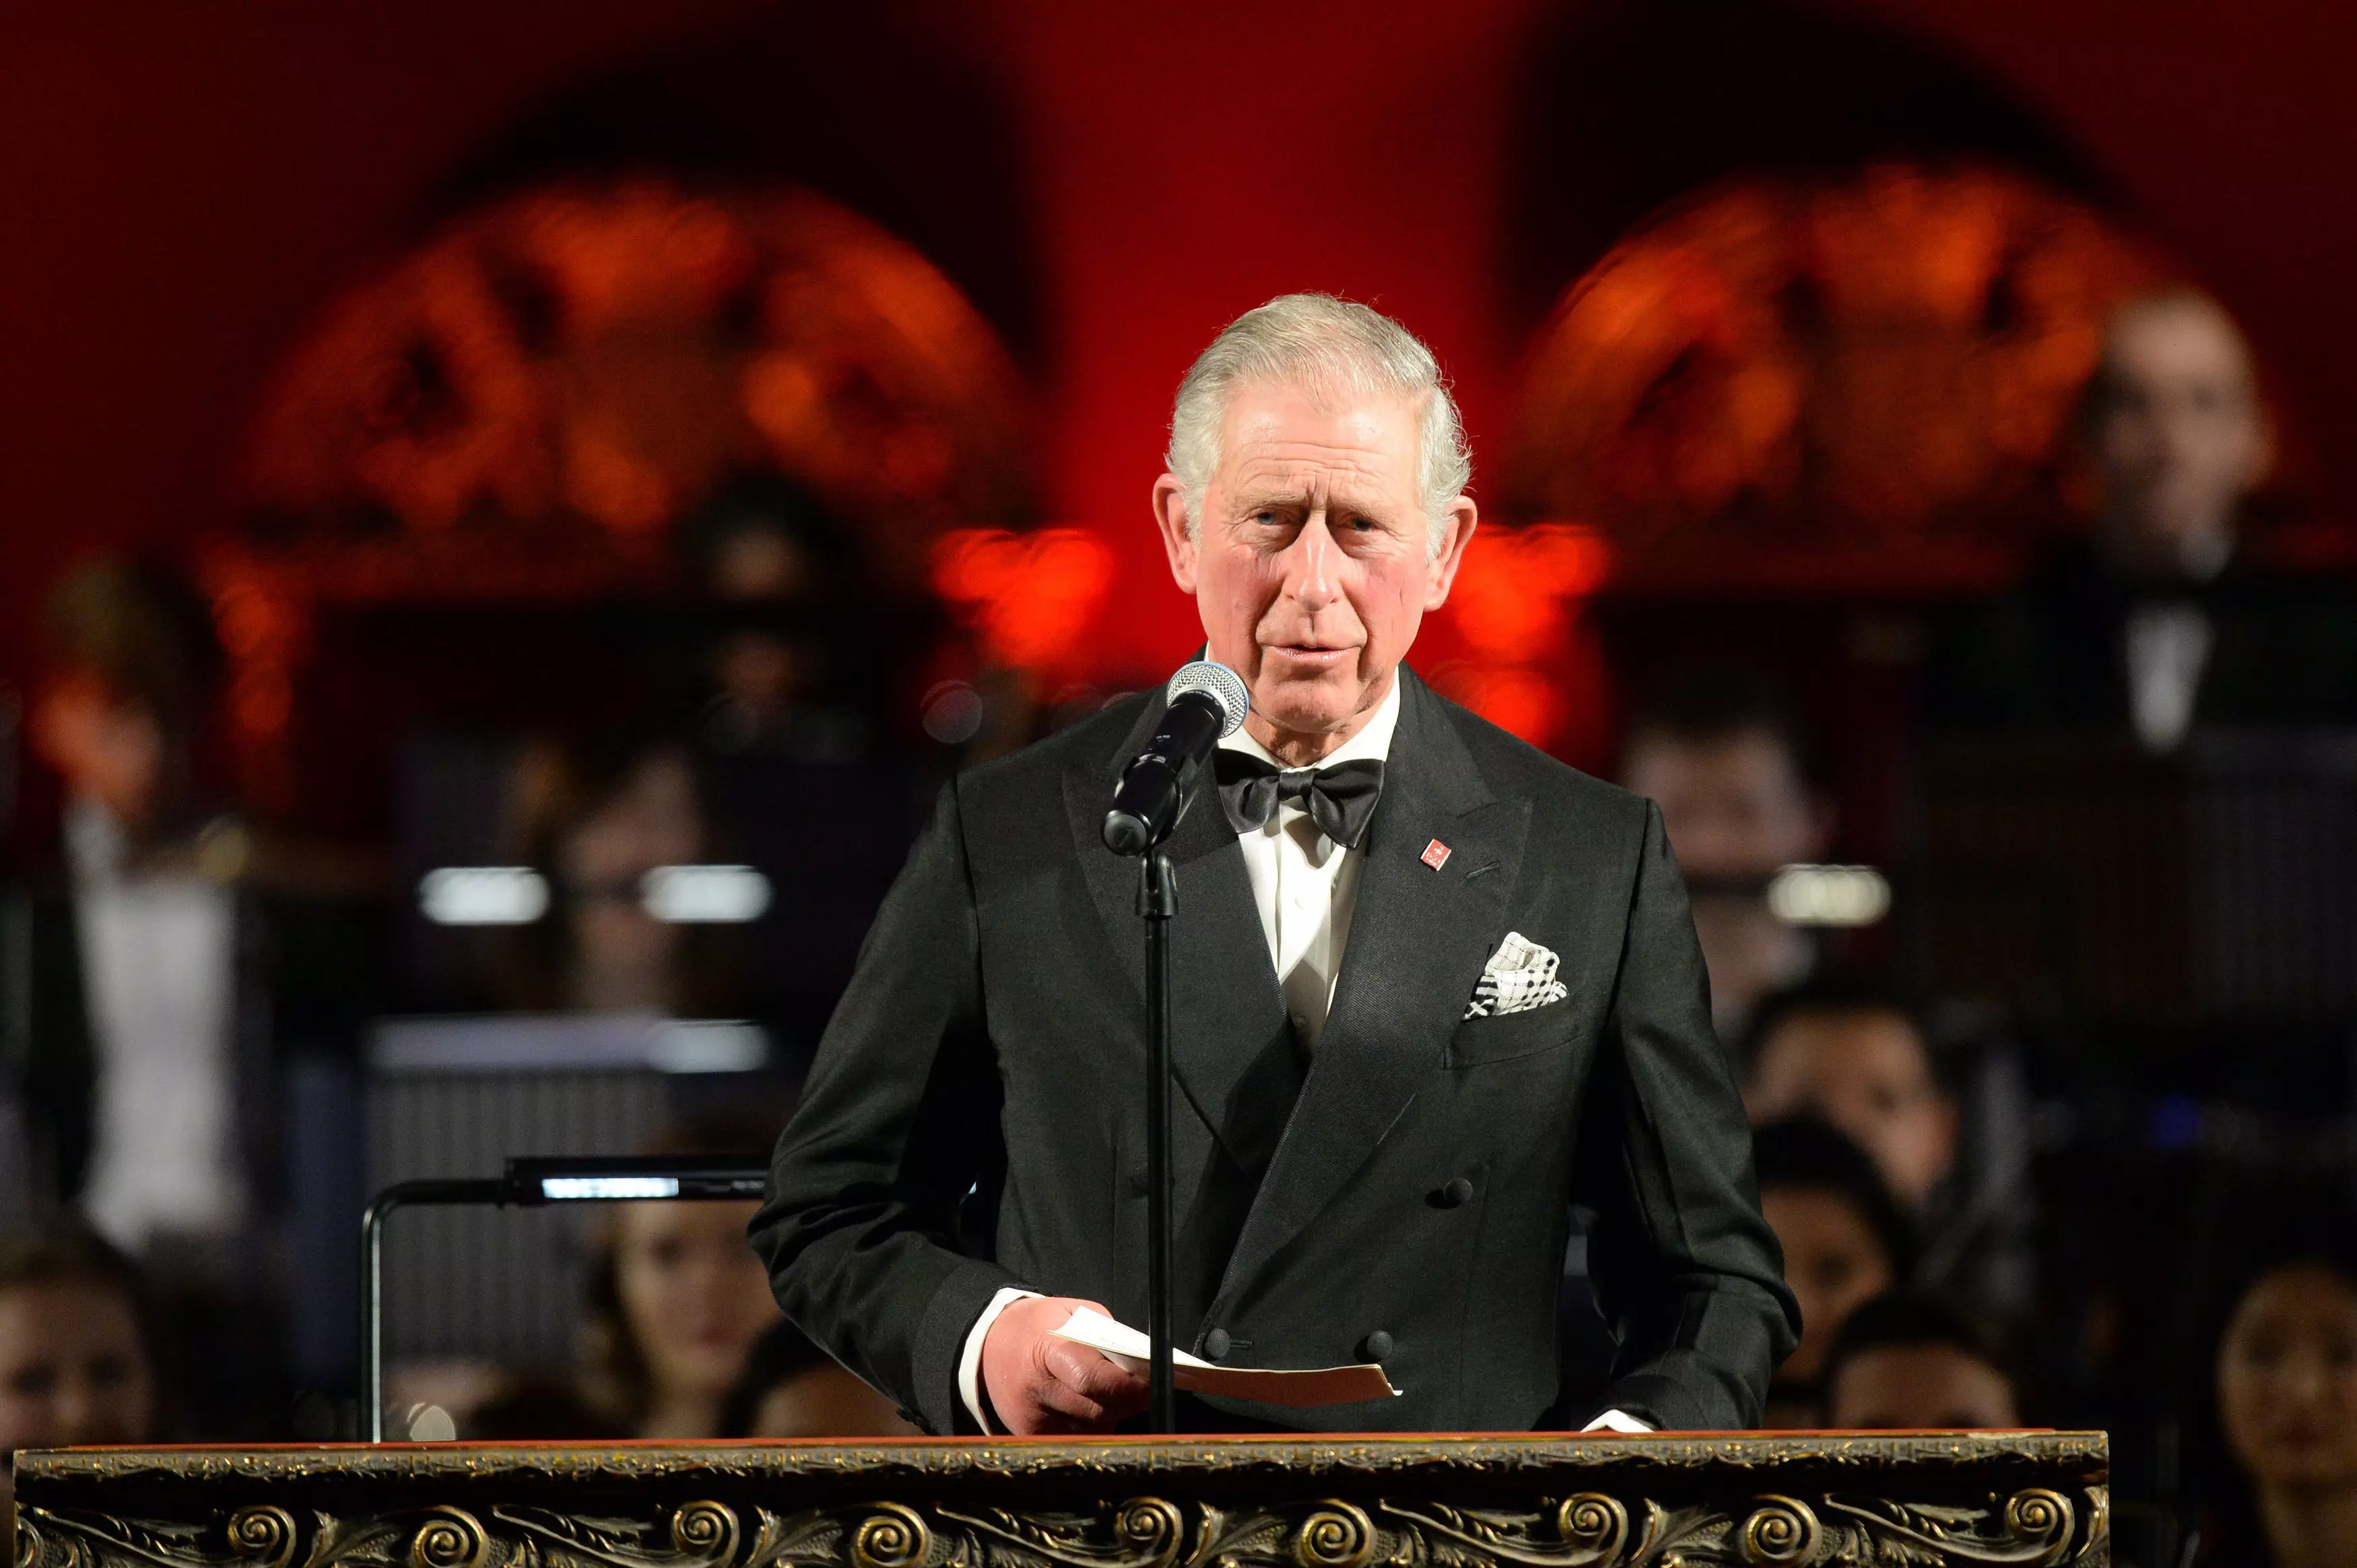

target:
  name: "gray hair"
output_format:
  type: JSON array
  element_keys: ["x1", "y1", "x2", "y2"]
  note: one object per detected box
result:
[{"x1": 1165, "y1": 293, "x2": 1471, "y2": 553}]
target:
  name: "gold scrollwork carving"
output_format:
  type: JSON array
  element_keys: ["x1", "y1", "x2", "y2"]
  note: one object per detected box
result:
[
  {"x1": 1553, "y1": 1495, "x2": 1627, "y2": 1565},
  {"x1": 1111, "y1": 1499, "x2": 1185, "y2": 1568},
  {"x1": 1290, "y1": 1503, "x2": 1374, "y2": 1568},
  {"x1": 224, "y1": 1509, "x2": 297, "y2": 1568},
  {"x1": 670, "y1": 1503, "x2": 740, "y2": 1567},
  {"x1": 2001, "y1": 1490, "x2": 2072, "y2": 1567},
  {"x1": 1737, "y1": 1495, "x2": 1820, "y2": 1566},
  {"x1": 849, "y1": 1505, "x2": 930, "y2": 1568},
  {"x1": 408, "y1": 1508, "x2": 489, "y2": 1568}
]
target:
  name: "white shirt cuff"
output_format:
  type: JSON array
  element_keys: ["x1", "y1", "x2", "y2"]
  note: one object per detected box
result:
[
  {"x1": 958, "y1": 1286, "x2": 1043, "y2": 1433},
  {"x1": 1582, "y1": 1408, "x2": 1654, "y2": 1433}
]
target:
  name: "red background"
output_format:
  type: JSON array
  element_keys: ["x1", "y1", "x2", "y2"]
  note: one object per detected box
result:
[{"x1": 4, "y1": 0, "x2": 2352, "y2": 691}]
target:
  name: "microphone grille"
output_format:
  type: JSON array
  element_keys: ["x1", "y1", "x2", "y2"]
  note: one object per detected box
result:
[{"x1": 1166, "y1": 660, "x2": 1249, "y2": 737}]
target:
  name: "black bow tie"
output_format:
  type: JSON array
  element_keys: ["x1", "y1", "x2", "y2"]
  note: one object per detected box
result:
[{"x1": 1214, "y1": 751, "x2": 1387, "y2": 850}]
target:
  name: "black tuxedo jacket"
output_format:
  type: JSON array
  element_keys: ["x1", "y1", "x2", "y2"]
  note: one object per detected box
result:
[{"x1": 751, "y1": 668, "x2": 1796, "y2": 1433}]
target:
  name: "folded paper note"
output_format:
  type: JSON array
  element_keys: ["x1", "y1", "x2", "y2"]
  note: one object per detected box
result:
[{"x1": 1050, "y1": 1306, "x2": 1399, "y2": 1408}]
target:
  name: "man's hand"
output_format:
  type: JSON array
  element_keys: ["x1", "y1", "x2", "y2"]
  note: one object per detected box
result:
[{"x1": 980, "y1": 1295, "x2": 1150, "y2": 1434}]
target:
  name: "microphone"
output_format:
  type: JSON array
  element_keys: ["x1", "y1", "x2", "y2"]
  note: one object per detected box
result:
[{"x1": 1103, "y1": 660, "x2": 1250, "y2": 855}]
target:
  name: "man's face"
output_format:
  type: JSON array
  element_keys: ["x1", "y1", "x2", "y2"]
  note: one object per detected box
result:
[
  {"x1": 1761, "y1": 1186, "x2": 1895, "y2": 1386},
  {"x1": 1622, "y1": 729, "x2": 1827, "y2": 877},
  {"x1": 2090, "y1": 298, "x2": 2269, "y2": 551},
  {"x1": 1155, "y1": 380, "x2": 1473, "y2": 757},
  {"x1": 1746, "y1": 1009, "x2": 1958, "y2": 1209},
  {"x1": 1826, "y1": 1344, "x2": 2019, "y2": 1429}
]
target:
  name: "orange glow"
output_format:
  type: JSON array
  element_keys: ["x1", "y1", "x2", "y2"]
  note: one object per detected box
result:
[
  {"x1": 1510, "y1": 162, "x2": 2175, "y2": 557},
  {"x1": 242, "y1": 178, "x2": 1036, "y2": 589},
  {"x1": 1448, "y1": 524, "x2": 1612, "y2": 657},
  {"x1": 1434, "y1": 524, "x2": 1613, "y2": 747},
  {"x1": 931, "y1": 528, "x2": 1117, "y2": 676}
]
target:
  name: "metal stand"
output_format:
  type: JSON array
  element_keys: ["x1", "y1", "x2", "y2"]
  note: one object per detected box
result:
[
  {"x1": 359, "y1": 1154, "x2": 768, "y2": 1442},
  {"x1": 1138, "y1": 849, "x2": 1178, "y2": 1434},
  {"x1": 360, "y1": 1178, "x2": 504, "y2": 1442}
]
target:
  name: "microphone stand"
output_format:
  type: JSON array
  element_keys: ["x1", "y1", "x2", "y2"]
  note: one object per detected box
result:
[
  {"x1": 1104, "y1": 664, "x2": 1244, "y2": 1435},
  {"x1": 1135, "y1": 847, "x2": 1178, "y2": 1434}
]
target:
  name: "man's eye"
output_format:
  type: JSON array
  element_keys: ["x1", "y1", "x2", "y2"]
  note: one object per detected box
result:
[{"x1": 1253, "y1": 510, "x2": 1281, "y2": 525}]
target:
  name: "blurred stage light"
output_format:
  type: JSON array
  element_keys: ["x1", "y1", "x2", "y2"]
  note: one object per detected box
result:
[
  {"x1": 537, "y1": 1175, "x2": 681, "y2": 1200},
  {"x1": 1766, "y1": 863, "x2": 1891, "y2": 928},
  {"x1": 418, "y1": 866, "x2": 550, "y2": 925},
  {"x1": 640, "y1": 864, "x2": 772, "y2": 923},
  {"x1": 648, "y1": 1019, "x2": 768, "y2": 1072}
]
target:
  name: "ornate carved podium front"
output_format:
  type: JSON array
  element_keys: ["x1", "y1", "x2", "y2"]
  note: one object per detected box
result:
[{"x1": 14, "y1": 1434, "x2": 2105, "y2": 1568}]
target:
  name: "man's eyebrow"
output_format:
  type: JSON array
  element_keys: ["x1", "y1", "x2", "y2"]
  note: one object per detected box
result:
[{"x1": 1231, "y1": 486, "x2": 1306, "y2": 512}]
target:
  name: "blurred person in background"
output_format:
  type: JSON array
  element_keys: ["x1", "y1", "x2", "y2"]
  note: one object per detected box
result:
[
  {"x1": 21, "y1": 561, "x2": 246, "y2": 1243},
  {"x1": 2186, "y1": 1210, "x2": 2357, "y2": 1568},
  {"x1": 1619, "y1": 669, "x2": 1833, "y2": 1046},
  {"x1": 719, "y1": 1320, "x2": 917, "y2": 1439},
  {"x1": 0, "y1": 1227, "x2": 161, "y2": 1507},
  {"x1": 1744, "y1": 986, "x2": 2036, "y2": 1323},
  {"x1": 1819, "y1": 1289, "x2": 2022, "y2": 1429},
  {"x1": 11, "y1": 559, "x2": 382, "y2": 1436},
  {"x1": 669, "y1": 474, "x2": 935, "y2": 1062},
  {"x1": 577, "y1": 1122, "x2": 783, "y2": 1439},
  {"x1": 1746, "y1": 988, "x2": 1956, "y2": 1211},
  {"x1": 496, "y1": 730, "x2": 743, "y2": 1019},
  {"x1": 445, "y1": 1120, "x2": 786, "y2": 1441},
  {"x1": 1935, "y1": 289, "x2": 2357, "y2": 748},
  {"x1": 1752, "y1": 1117, "x2": 1914, "y2": 1427},
  {"x1": 677, "y1": 473, "x2": 875, "y2": 767}
]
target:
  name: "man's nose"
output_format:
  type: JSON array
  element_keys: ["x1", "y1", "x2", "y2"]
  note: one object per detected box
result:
[{"x1": 1279, "y1": 515, "x2": 1341, "y2": 612}]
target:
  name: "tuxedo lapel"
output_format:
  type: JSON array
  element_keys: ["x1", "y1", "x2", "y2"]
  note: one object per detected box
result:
[
  {"x1": 1210, "y1": 670, "x2": 1531, "y2": 1309},
  {"x1": 1065, "y1": 695, "x2": 1294, "y2": 1174}
]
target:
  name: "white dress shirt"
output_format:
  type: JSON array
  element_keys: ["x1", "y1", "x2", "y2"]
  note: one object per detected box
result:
[
  {"x1": 65, "y1": 799, "x2": 248, "y2": 1250},
  {"x1": 1220, "y1": 679, "x2": 1399, "y2": 1048},
  {"x1": 956, "y1": 681, "x2": 1646, "y2": 1433}
]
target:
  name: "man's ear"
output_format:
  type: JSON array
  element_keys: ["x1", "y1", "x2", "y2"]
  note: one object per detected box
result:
[
  {"x1": 1152, "y1": 473, "x2": 1199, "y2": 594},
  {"x1": 1422, "y1": 496, "x2": 1479, "y2": 610}
]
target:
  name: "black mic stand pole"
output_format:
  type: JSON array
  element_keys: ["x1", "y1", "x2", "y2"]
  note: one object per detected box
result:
[{"x1": 1137, "y1": 847, "x2": 1178, "y2": 1434}]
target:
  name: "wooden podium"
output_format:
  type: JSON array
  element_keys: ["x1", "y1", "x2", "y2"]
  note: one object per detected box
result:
[{"x1": 15, "y1": 1433, "x2": 2106, "y2": 1568}]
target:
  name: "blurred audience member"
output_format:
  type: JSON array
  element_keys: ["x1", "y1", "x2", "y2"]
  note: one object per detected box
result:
[
  {"x1": 1746, "y1": 987, "x2": 1956, "y2": 1210},
  {"x1": 576, "y1": 1123, "x2": 783, "y2": 1439},
  {"x1": 677, "y1": 474, "x2": 873, "y2": 765},
  {"x1": 1935, "y1": 289, "x2": 2357, "y2": 748},
  {"x1": 1820, "y1": 1290, "x2": 2022, "y2": 1429},
  {"x1": 1745, "y1": 985, "x2": 2036, "y2": 1322},
  {"x1": 1620, "y1": 669, "x2": 1832, "y2": 1044},
  {"x1": 2191, "y1": 1215, "x2": 2357, "y2": 1568},
  {"x1": 17, "y1": 559, "x2": 379, "y2": 1436},
  {"x1": 1752, "y1": 1117, "x2": 1913, "y2": 1427},
  {"x1": 668, "y1": 475, "x2": 932, "y2": 1060},
  {"x1": 0, "y1": 1227, "x2": 160, "y2": 1505},
  {"x1": 718, "y1": 1320, "x2": 917, "y2": 1439},
  {"x1": 500, "y1": 731, "x2": 739, "y2": 1018},
  {"x1": 22, "y1": 561, "x2": 247, "y2": 1246}
]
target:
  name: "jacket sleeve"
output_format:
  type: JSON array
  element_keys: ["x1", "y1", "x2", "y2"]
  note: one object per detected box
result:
[
  {"x1": 1572, "y1": 800, "x2": 1800, "y2": 1430},
  {"x1": 746, "y1": 781, "x2": 1022, "y2": 1435}
]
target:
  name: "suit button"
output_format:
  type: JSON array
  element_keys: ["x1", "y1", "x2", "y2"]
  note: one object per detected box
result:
[
  {"x1": 1202, "y1": 1328, "x2": 1232, "y2": 1361},
  {"x1": 1129, "y1": 1168, "x2": 1150, "y2": 1196},
  {"x1": 1434, "y1": 1177, "x2": 1475, "y2": 1208},
  {"x1": 1358, "y1": 1330, "x2": 1394, "y2": 1363}
]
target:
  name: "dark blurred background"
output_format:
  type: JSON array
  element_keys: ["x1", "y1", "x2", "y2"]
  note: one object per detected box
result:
[{"x1": 3, "y1": 2, "x2": 2356, "y2": 1563}]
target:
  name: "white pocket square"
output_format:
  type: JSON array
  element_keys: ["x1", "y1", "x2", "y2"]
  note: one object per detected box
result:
[{"x1": 1463, "y1": 931, "x2": 1568, "y2": 1019}]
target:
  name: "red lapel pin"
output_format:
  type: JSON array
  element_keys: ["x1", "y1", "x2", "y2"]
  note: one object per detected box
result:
[{"x1": 1421, "y1": 839, "x2": 1452, "y2": 871}]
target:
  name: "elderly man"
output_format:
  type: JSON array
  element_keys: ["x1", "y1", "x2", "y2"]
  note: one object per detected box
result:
[{"x1": 752, "y1": 294, "x2": 1795, "y2": 1435}]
